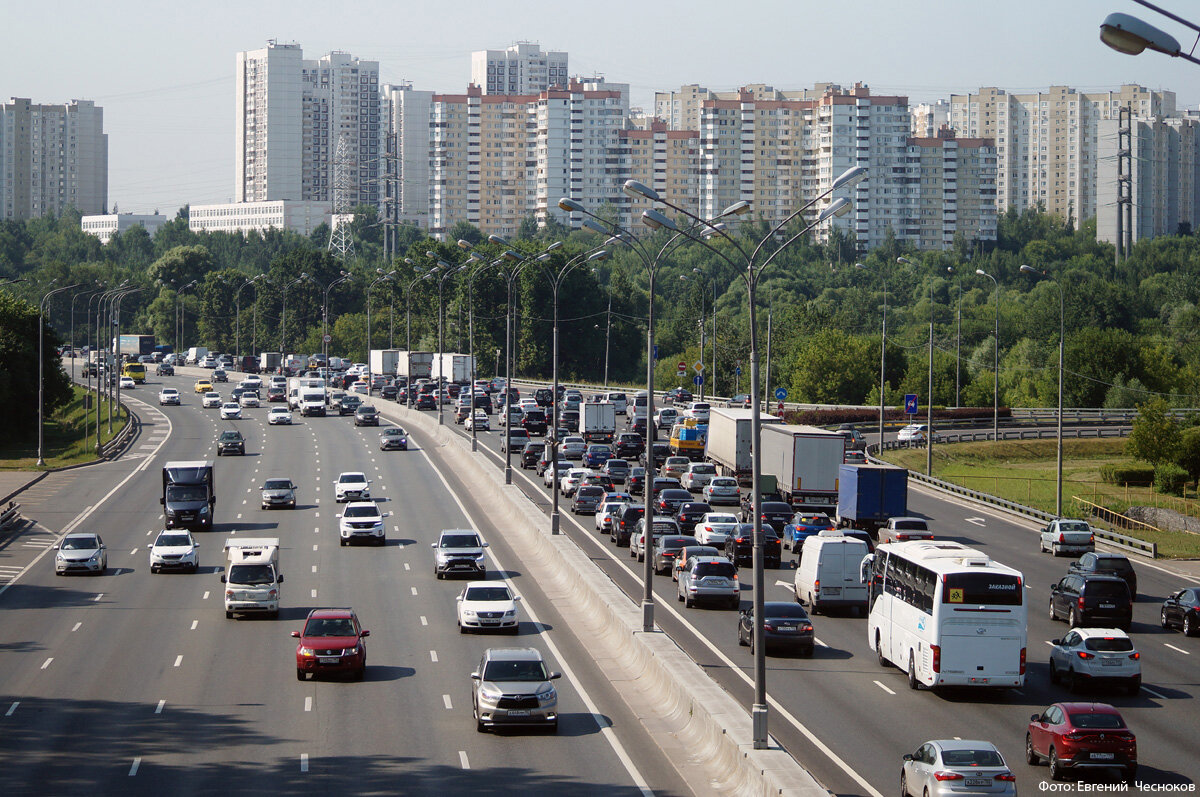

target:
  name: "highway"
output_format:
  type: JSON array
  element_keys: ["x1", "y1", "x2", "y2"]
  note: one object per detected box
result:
[
  {"x1": 434, "y1": 381, "x2": 1200, "y2": 795},
  {"x1": 0, "y1": 371, "x2": 690, "y2": 796}
]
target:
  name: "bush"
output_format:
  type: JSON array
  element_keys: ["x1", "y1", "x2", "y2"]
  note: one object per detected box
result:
[
  {"x1": 1099, "y1": 463, "x2": 1155, "y2": 486},
  {"x1": 1155, "y1": 463, "x2": 1189, "y2": 496}
]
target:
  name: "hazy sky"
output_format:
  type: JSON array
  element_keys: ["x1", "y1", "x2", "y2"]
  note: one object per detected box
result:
[{"x1": 4, "y1": 0, "x2": 1197, "y2": 215}]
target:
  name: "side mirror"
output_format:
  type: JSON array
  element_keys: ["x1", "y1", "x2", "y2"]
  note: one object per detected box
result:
[
  {"x1": 336, "y1": 514, "x2": 343, "y2": 519},
  {"x1": 482, "y1": 542, "x2": 489, "y2": 548},
  {"x1": 455, "y1": 595, "x2": 463, "y2": 601},
  {"x1": 277, "y1": 574, "x2": 284, "y2": 583},
  {"x1": 159, "y1": 497, "x2": 165, "y2": 505},
  {"x1": 1050, "y1": 639, "x2": 1060, "y2": 646},
  {"x1": 290, "y1": 631, "x2": 300, "y2": 638},
  {"x1": 470, "y1": 672, "x2": 481, "y2": 680},
  {"x1": 513, "y1": 596, "x2": 522, "y2": 602},
  {"x1": 430, "y1": 542, "x2": 437, "y2": 548},
  {"x1": 902, "y1": 754, "x2": 913, "y2": 762},
  {"x1": 360, "y1": 630, "x2": 370, "y2": 638},
  {"x1": 1031, "y1": 714, "x2": 1041, "y2": 722},
  {"x1": 220, "y1": 575, "x2": 226, "y2": 583},
  {"x1": 146, "y1": 544, "x2": 153, "y2": 548},
  {"x1": 549, "y1": 672, "x2": 562, "y2": 680}
]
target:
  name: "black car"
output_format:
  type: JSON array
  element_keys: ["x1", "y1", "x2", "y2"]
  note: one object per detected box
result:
[
  {"x1": 740, "y1": 490, "x2": 786, "y2": 521},
  {"x1": 664, "y1": 387, "x2": 693, "y2": 405},
  {"x1": 675, "y1": 501, "x2": 712, "y2": 532},
  {"x1": 738, "y1": 602, "x2": 814, "y2": 656},
  {"x1": 612, "y1": 505, "x2": 645, "y2": 547},
  {"x1": 156, "y1": 363, "x2": 175, "y2": 376},
  {"x1": 534, "y1": 388, "x2": 554, "y2": 407},
  {"x1": 561, "y1": 409, "x2": 580, "y2": 433},
  {"x1": 656, "y1": 488, "x2": 693, "y2": 515},
  {"x1": 653, "y1": 535, "x2": 701, "y2": 576},
  {"x1": 217, "y1": 429, "x2": 245, "y2": 456},
  {"x1": 630, "y1": 416, "x2": 650, "y2": 438},
  {"x1": 339, "y1": 395, "x2": 362, "y2": 416},
  {"x1": 380, "y1": 382, "x2": 399, "y2": 400},
  {"x1": 572, "y1": 485, "x2": 606, "y2": 515},
  {"x1": 1050, "y1": 574, "x2": 1133, "y2": 630},
  {"x1": 522, "y1": 409, "x2": 547, "y2": 436},
  {"x1": 628, "y1": 467, "x2": 647, "y2": 496},
  {"x1": 614, "y1": 432, "x2": 644, "y2": 460},
  {"x1": 1161, "y1": 587, "x2": 1200, "y2": 636},
  {"x1": 354, "y1": 405, "x2": 380, "y2": 426},
  {"x1": 755, "y1": 501, "x2": 796, "y2": 534},
  {"x1": 650, "y1": 478, "x2": 684, "y2": 498},
  {"x1": 1068, "y1": 551, "x2": 1138, "y2": 596},
  {"x1": 639, "y1": 442, "x2": 671, "y2": 468},
  {"x1": 416, "y1": 393, "x2": 437, "y2": 410},
  {"x1": 520, "y1": 441, "x2": 546, "y2": 469},
  {"x1": 725, "y1": 524, "x2": 783, "y2": 568}
]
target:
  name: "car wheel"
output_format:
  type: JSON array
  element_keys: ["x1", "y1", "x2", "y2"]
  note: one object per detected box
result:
[
  {"x1": 876, "y1": 632, "x2": 888, "y2": 668},
  {"x1": 1069, "y1": 607, "x2": 1080, "y2": 628},
  {"x1": 1068, "y1": 669, "x2": 1083, "y2": 693},
  {"x1": 225, "y1": 611, "x2": 233, "y2": 619},
  {"x1": 1048, "y1": 747, "x2": 1065, "y2": 781},
  {"x1": 900, "y1": 771, "x2": 909, "y2": 797},
  {"x1": 1128, "y1": 677, "x2": 1140, "y2": 696},
  {"x1": 1161, "y1": 608, "x2": 1170, "y2": 629},
  {"x1": 297, "y1": 669, "x2": 306, "y2": 681},
  {"x1": 684, "y1": 593, "x2": 694, "y2": 608},
  {"x1": 1024, "y1": 733, "x2": 1041, "y2": 764},
  {"x1": 1049, "y1": 599, "x2": 1057, "y2": 621},
  {"x1": 150, "y1": 566, "x2": 159, "y2": 575},
  {"x1": 340, "y1": 539, "x2": 347, "y2": 547},
  {"x1": 1186, "y1": 614, "x2": 1197, "y2": 637},
  {"x1": 677, "y1": 590, "x2": 684, "y2": 603},
  {"x1": 458, "y1": 622, "x2": 466, "y2": 634},
  {"x1": 809, "y1": 594, "x2": 819, "y2": 615},
  {"x1": 907, "y1": 652, "x2": 920, "y2": 690},
  {"x1": 1048, "y1": 659, "x2": 1059, "y2": 684},
  {"x1": 435, "y1": 571, "x2": 444, "y2": 580}
]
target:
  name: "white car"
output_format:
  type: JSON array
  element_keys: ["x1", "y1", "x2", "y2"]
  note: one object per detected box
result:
[
  {"x1": 240, "y1": 376, "x2": 263, "y2": 390},
  {"x1": 694, "y1": 512, "x2": 741, "y2": 546},
  {"x1": 702, "y1": 477, "x2": 741, "y2": 506},
  {"x1": 559, "y1": 468, "x2": 592, "y2": 497},
  {"x1": 1048, "y1": 627, "x2": 1141, "y2": 694},
  {"x1": 897, "y1": 423, "x2": 931, "y2": 443},
  {"x1": 158, "y1": 388, "x2": 181, "y2": 406},
  {"x1": 595, "y1": 494, "x2": 633, "y2": 532},
  {"x1": 518, "y1": 398, "x2": 539, "y2": 413},
  {"x1": 681, "y1": 462, "x2": 718, "y2": 492},
  {"x1": 119, "y1": 376, "x2": 135, "y2": 390},
  {"x1": 465, "y1": 410, "x2": 490, "y2": 431},
  {"x1": 684, "y1": 402, "x2": 711, "y2": 423},
  {"x1": 456, "y1": 581, "x2": 521, "y2": 633},
  {"x1": 543, "y1": 460, "x2": 572, "y2": 488},
  {"x1": 267, "y1": 407, "x2": 293, "y2": 425},
  {"x1": 219, "y1": 402, "x2": 242, "y2": 420},
  {"x1": 147, "y1": 529, "x2": 200, "y2": 573},
  {"x1": 333, "y1": 471, "x2": 371, "y2": 502},
  {"x1": 350, "y1": 381, "x2": 369, "y2": 395},
  {"x1": 238, "y1": 392, "x2": 260, "y2": 408},
  {"x1": 202, "y1": 392, "x2": 222, "y2": 408},
  {"x1": 338, "y1": 501, "x2": 388, "y2": 546}
]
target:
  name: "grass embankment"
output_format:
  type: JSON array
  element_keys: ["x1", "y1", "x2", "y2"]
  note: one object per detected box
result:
[
  {"x1": 0, "y1": 386, "x2": 128, "y2": 470},
  {"x1": 880, "y1": 438, "x2": 1200, "y2": 558}
]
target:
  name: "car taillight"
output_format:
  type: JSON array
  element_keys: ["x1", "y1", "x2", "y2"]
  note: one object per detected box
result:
[
  {"x1": 814, "y1": 578, "x2": 820, "y2": 593},
  {"x1": 763, "y1": 623, "x2": 775, "y2": 632},
  {"x1": 933, "y1": 771, "x2": 963, "y2": 782},
  {"x1": 799, "y1": 623, "x2": 812, "y2": 632},
  {"x1": 1089, "y1": 534, "x2": 1095, "y2": 543},
  {"x1": 1064, "y1": 731, "x2": 1085, "y2": 741},
  {"x1": 994, "y1": 773, "x2": 1017, "y2": 782},
  {"x1": 1058, "y1": 532, "x2": 1065, "y2": 542},
  {"x1": 1020, "y1": 647, "x2": 1026, "y2": 675},
  {"x1": 1130, "y1": 652, "x2": 1140, "y2": 660},
  {"x1": 1078, "y1": 595, "x2": 1086, "y2": 611},
  {"x1": 735, "y1": 537, "x2": 747, "y2": 543},
  {"x1": 931, "y1": 644, "x2": 941, "y2": 673},
  {"x1": 1076, "y1": 651, "x2": 1095, "y2": 659}
]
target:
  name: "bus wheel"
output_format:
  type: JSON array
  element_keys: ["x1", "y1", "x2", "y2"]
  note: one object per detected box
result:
[
  {"x1": 907, "y1": 653, "x2": 920, "y2": 690},
  {"x1": 875, "y1": 632, "x2": 888, "y2": 668}
]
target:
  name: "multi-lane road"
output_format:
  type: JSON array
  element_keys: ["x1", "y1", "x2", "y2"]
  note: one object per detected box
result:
[
  {"x1": 0, "y1": 371, "x2": 690, "y2": 796},
  {"x1": 438, "y1": 381, "x2": 1200, "y2": 794}
]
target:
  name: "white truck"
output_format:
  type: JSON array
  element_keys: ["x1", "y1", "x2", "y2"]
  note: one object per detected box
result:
[
  {"x1": 222, "y1": 538, "x2": 282, "y2": 619},
  {"x1": 186, "y1": 346, "x2": 209, "y2": 365},
  {"x1": 259, "y1": 352, "x2": 282, "y2": 374},
  {"x1": 396, "y1": 351, "x2": 434, "y2": 382},
  {"x1": 704, "y1": 408, "x2": 781, "y2": 484},
  {"x1": 582, "y1": 401, "x2": 617, "y2": 443},
  {"x1": 759, "y1": 423, "x2": 845, "y2": 513},
  {"x1": 300, "y1": 386, "x2": 327, "y2": 416},
  {"x1": 434, "y1": 352, "x2": 474, "y2": 385},
  {"x1": 288, "y1": 377, "x2": 325, "y2": 410},
  {"x1": 369, "y1": 349, "x2": 402, "y2": 378}
]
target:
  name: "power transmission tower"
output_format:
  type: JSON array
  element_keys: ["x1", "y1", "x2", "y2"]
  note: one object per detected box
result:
[{"x1": 328, "y1": 134, "x2": 356, "y2": 261}]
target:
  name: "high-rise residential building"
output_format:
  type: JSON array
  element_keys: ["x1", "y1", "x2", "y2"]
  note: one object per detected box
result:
[
  {"x1": 655, "y1": 83, "x2": 838, "y2": 133},
  {"x1": 948, "y1": 84, "x2": 1175, "y2": 224},
  {"x1": 235, "y1": 42, "x2": 380, "y2": 208},
  {"x1": 620, "y1": 122, "x2": 700, "y2": 220},
  {"x1": 911, "y1": 100, "x2": 950, "y2": 137},
  {"x1": 1096, "y1": 115, "x2": 1200, "y2": 246},
  {"x1": 904, "y1": 127, "x2": 998, "y2": 250},
  {"x1": 0, "y1": 97, "x2": 107, "y2": 220},
  {"x1": 471, "y1": 43, "x2": 568, "y2": 96},
  {"x1": 81, "y1": 213, "x2": 168, "y2": 244},
  {"x1": 381, "y1": 82, "x2": 434, "y2": 228}
]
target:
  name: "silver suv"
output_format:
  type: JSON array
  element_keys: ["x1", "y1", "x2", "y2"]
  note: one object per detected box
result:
[
  {"x1": 431, "y1": 529, "x2": 488, "y2": 579},
  {"x1": 470, "y1": 647, "x2": 561, "y2": 733},
  {"x1": 677, "y1": 556, "x2": 740, "y2": 609}
]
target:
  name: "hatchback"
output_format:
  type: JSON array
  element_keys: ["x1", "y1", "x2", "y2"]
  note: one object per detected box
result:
[
  {"x1": 1027, "y1": 702, "x2": 1136, "y2": 782},
  {"x1": 702, "y1": 477, "x2": 740, "y2": 506},
  {"x1": 782, "y1": 513, "x2": 836, "y2": 552},
  {"x1": 55, "y1": 533, "x2": 108, "y2": 575},
  {"x1": 902, "y1": 740, "x2": 1016, "y2": 797},
  {"x1": 147, "y1": 529, "x2": 200, "y2": 573}
]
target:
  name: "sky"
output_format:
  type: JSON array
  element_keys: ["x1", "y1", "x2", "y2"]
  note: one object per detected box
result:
[{"x1": 4, "y1": 0, "x2": 1198, "y2": 216}]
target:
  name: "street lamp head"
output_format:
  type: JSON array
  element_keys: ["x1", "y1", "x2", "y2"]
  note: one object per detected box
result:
[
  {"x1": 1100, "y1": 12, "x2": 1181, "y2": 56},
  {"x1": 1019, "y1": 264, "x2": 1042, "y2": 277},
  {"x1": 425, "y1": 251, "x2": 438, "y2": 259},
  {"x1": 502, "y1": 250, "x2": 522, "y2": 262},
  {"x1": 692, "y1": 267, "x2": 702, "y2": 274},
  {"x1": 437, "y1": 260, "x2": 452, "y2": 270},
  {"x1": 558, "y1": 197, "x2": 584, "y2": 213},
  {"x1": 947, "y1": 266, "x2": 954, "y2": 273},
  {"x1": 536, "y1": 253, "x2": 552, "y2": 262},
  {"x1": 642, "y1": 208, "x2": 677, "y2": 231},
  {"x1": 817, "y1": 197, "x2": 851, "y2": 222},
  {"x1": 719, "y1": 200, "x2": 751, "y2": 218},
  {"x1": 487, "y1": 234, "x2": 509, "y2": 247},
  {"x1": 456, "y1": 239, "x2": 473, "y2": 250},
  {"x1": 975, "y1": 268, "x2": 988, "y2": 277},
  {"x1": 583, "y1": 218, "x2": 609, "y2": 235},
  {"x1": 897, "y1": 257, "x2": 914, "y2": 266},
  {"x1": 545, "y1": 241, "x2": 564, "y2": 252},
  {"x1": 853, "y1": 262, "x2": 867, "y2": 270},
  {"x1": 832, "y1": 166, "x2": 869, "y2": 191},
  {"x1": 587, "y1": 250, "x2": 609, "y2": 263},
  {"x1": 404, "y1": 257, "x2": 415, "y2": 266},
  {"x1": 622, "y1": 180, "x2": 659, "y2": 202}
]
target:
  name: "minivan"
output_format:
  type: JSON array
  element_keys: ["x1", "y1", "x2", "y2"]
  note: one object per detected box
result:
[
  {"x1": 605, "y1": 392, "x2": 628, "y2": 415},
  {"x1": 1049, "y1": 574, "x2": 1133, "y2": 630},
  {"x1": 794, "y1": 530, "x2": 870, "y2": 615}
]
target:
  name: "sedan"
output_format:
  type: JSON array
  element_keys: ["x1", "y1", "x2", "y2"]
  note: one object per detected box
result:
[
  {"x1": 338, "y1": 501, "x2": 388, "y2": 546},
  {"x1": 559, "y1": 436, "x2": 587, "y2": 460},
  {"x1": 558, "y1": 468, "x2": 592, "y2": 498},
  {"x1": 465, "y1": 410, "x2": 490, "y2": 431},
  {"x1": 725, "y1": 524, "x2": 782, "y2": 568},
  {"x1": 267, "y1": 386, "x2": 287, "y2": 402},
  {"x1": 119, "y1": 376, "x2": 136, "y2": 390},
  {"x1": 702, "y1": 477, "x2": 740, "y2": 506},
  {"x1": 147, "y1": 529, "x2": 200, "y2": 573},
  {"x1": 653, "y1": 535, "x2": 701, "y2": 576},
  {"x1": 583, "y1": 445, "x2": 612, "y2": 469},
  {"x1": 267, "y1": 407, "x2": 293, "y2": 425},
  {"x1": 292, "y1": 608, "x2": 369, "y2": 681},
  {"x1": 457, "y1": 581, "x2": 521, "y2": 634},
  {"x1": 1160, "y1": 586, "x2": 1200, "y2": 636},
  {"x1": 543, "y1": 460, "x2": 572, "y2": 488},
  {"x1": 694, "y1": 512, "x2": 741, "y2": 547},
  {"x1": 661, "y1": 456, "x2": 690, "y2": 481},
  {"x1": 55, "y1": 533, "x2": 108, "y2": 575},
  {"x1": 354, "y1": 405, "x2": 380, "y2": 426},
  {"x1": 219, "y1": 402, "x2": 242, "y2": 420},
  {"x1": 675, "y1": 501, "x2": 712, "y2": 532},
  {"x1": 158, "y1": 388, "x2": 181, "y2": 406},
  {"x1": 238, "y1": 392, "x2": 260, "y2": 408},
  {"x1": 379, "y1": 426, "x2": 408, "y2": 451},
  {"x1": 901, "y1": 740, "x2": 1016, "y2": 797},
  {"x1": 656, "y1": 488, "x2": 693, "y2": 515},
  {"x1": 260, "y1": 477, "x2": 297, "y2": 509},
  {"x1": 753, "y1": 501, "x2": 795, "y2": 534},
  {"x1": 201, "y1": 392, "x2": 222, "y2": 408},
  {"x1": 1027, "y1": 702, "x2": 1136, "y2": 782},
  {"x1": 1048, "y1": 628, "x2": 1141, "y2": 694},
  {"x1": 737, "y1": 601, "x2": 813, "y2": 655}
]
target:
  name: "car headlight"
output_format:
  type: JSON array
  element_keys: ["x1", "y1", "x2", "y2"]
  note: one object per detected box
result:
[
  {"x1": 462, "y1": 610, "x2": 477, "y2": 618},
  {"x1": 474, "y1": 553, "x2": 485, "y2": 562},
  {"x1": 536, "y1": 684, "x2": 556, "y2": 702},
  {"x1": 345, "y1": 646, "x2": 359, "y2": 655},
  {"x1": 503, "y1": 610, "x2": 516, "y2": 617},
  {"x1": 56, "y1": 553, "x2": 65, "y2": 561},
  {"x1": 298, "y1": 647, "x2": 315, "y2": 657},
  {"x1": 89, "y1": 551, "x2": 102, "y2": 562},
  {"x1": 199, "y1": 506, "x2": 209, "y2": 515},
  {"x1": 478, "y1": 686, "x2": 503, "y2": 702}
]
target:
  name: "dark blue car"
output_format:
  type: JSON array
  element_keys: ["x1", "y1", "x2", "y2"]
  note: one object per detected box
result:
[{"x1": 583, "y1": 445, "x2": 612, "y2": 468}]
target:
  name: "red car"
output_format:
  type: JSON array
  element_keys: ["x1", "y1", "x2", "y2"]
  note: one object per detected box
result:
[
  {"x1": 292, "y1": 608, "x2": 370, "y2": 681},
  {"x1": 1026, "y1": 702, "x2": 1136, "y2": 782}
]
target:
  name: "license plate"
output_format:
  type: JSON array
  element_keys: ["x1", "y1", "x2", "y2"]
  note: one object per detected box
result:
[
  {"x1": 1101, "y1": 658, "x2": 1121, "y2": 666},
  {"x1": 506, "y1": 710, "x2": 530, "y2": 717},
  {"x1": 1099, "y1": 603, "x2": 1115, "y2": 609},
  {"x1": 1091, "y1": 752, "x2": 1115, "y2": 760},
  {"x1": 823, "y1": 587, "x2": 841, "y2": 595},
  {"x1": 964, "y1": 779, "x2": 989, "y2": 788},
  {"x1": 774, "y1": 626, "x2": 797, "y2": 633},
  {"x1": 319, "y1": 657, "x2": 340, "y2": 664}
]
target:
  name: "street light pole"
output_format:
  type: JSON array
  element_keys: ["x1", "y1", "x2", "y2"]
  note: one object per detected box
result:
[
  {"x1": 322, "y1": 271, "x2": 350, "y2": 371},
  {"x1": 70, "y1": 285, "x2": 101, "y2": 383},
  {"x1": 281, "y1": 274, "x2": 308, "y2": 363},
  {"x1": 1021, "y1": 264, "x2": 1065, "y2": 516},
  {"x1": 176, "y1": 280, "x2": 197, "y2": 357},
  {"x1": 37, "y1": 282, "x2": 79, "y2": 466},
  {"x1": 109, "y1": 288, "x2": 142, "y2": 436},
  {"x1": 234, "y1": 275, "x2": 265, "y2": 363},
  {"x1": 367, "y1": 270, "x2": 397, "y2": 392},
  {"x1": 976, "y1": 269, "x2": 1000, "y2": 442},
  {"x1": 898, "y1": 256, "x2": 937, "y2": 475},
  {"x1": 400, "y1": 267, "x2": 433, "y2": 409}
]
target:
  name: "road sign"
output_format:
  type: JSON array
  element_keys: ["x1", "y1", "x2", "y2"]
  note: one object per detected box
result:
[
  {"x1": 323, "y1": 334, "x2": 332, "y2": 343},
  {"x1": 653, "y1": 344, "x2": 659, "y2": 361},
  {"x1": 777, "y1": 401, "x2": 785, "y2": 412},
  {"x1": 693, "y1": 375, "x2": 704, "y2": 387},
  {"x1": 693, "y1": 360, "x2": 704, "y2": 373},
  {"x1": 904, "y1": 394, "x2": 918, "y2": 414},
  {"x1": 774, "y1": 387, "x2": 788, "y2": 401},
  {"x1": 677, "y1": 360, "x2": 687, "y2": 370},
  {"x1": 735, "y1": 365, "x2": 742, "y2": 377}
]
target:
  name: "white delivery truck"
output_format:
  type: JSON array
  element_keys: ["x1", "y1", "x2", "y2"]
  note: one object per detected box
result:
[
  {"x1": 759, "y1": 423, "x2": 845, "y2": 513},
  {"x1": 582, "y1": 401, "x2": 617, "y2": 443},
  {"x1": 794, "y1": 529, "x2": 870, "y2": 615},
  {"x1": 704, "y1": 408, "x2": 781, "y2": 484},
  {"x1": 300, "y1": 386, "x2": 327, "y2": 416},
  {"x1": 222, "y1": 538, "x2": 283, "y2": 619},
  {"x1": 369, "y1": 349, "x2": 402, "y2": 378},
  {"x1": 186, "y1": 346, "x2": 209, "y2": 365},
  {"x1": 396, "y1": 351, "x2": 434, "y2": 382},
  {"x1": 434, "y1": 352, "x2": 474, "y2": 385}
]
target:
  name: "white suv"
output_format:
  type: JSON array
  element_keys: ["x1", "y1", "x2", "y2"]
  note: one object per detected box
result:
[
  {"x1": 158, "y1": 388, "x2": 181, "y2": 406},
  {"x1": 456, "y1": 581, "x2": 521, "y2": 633},
  {"x1": 147, "y1": 529, "x2": 200, "y2": 573},
  {"x1": 338, "y1": 501, "x2": 388, "y2": 546},
  {"x1": 1048, "y1": 627, "x2": 1141, "y2": 694},
  {"x1": 681, "y1": 462, "x2": 718, "y2": 492},
  {"x1": 333, "y1": 471, "x2": 371, "y2": 502}
]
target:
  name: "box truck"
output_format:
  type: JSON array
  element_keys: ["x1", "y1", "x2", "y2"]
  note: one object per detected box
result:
[
  {"x1": 704, "y1": 408, "x2": 781, "y2": 484},
  {"x1": 759, "y1": 424, "x2": 844, "y2": 513},
  {"x1": 581, "y1": 401, "x2": 617, "y2": 443},
  {"x1": 835, "y1": 463, "x2": 908, "y2": 533},
  {"x1": 112, "y1": 334, "x2": 154, "y2": 358},
  {"x1": 369, "y1": 349, "x2": 402, "y2": 378},
  {"x1": 434, "y1": 352, "x2": 474, "y2": 384},
  {"x1": 222, "y1": 538, "x2": 282, "y2": 619},
  {"x1": 396, "y1": 351, "x2": 434, "y2": 381},
  {"x1": 161, "y1": 461, "x2": 215, "y2": 531}
]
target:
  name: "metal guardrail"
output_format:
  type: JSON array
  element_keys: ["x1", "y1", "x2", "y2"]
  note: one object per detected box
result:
[
  {"x1": 876, "y1": 425, "x2": 1131, "y2": 452},
  {"x1": 1072, "y1": 497, "x2": 1161, "y2": 557},
  {"x1": 0, "y1": 501, "x2": 21, "y2": 531},
  {"x1": 98, "y1": 400, "x2": 135, "y2": 459}
]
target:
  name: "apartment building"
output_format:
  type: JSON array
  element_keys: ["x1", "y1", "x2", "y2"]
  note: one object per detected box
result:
[
  {"x1": 235, "y1": 42, "x2": 380, "y2": 208},
  {"x1": 948, "y1": 84, "x2": 1175, "y2": 224},
  {"x1": 381, "y1": 82, "x2": 434, "y2": 228},
  {"x1": 471, "y1": 43, "x2": 568, "y2": 96},
  {"x1": 619, "y1": 121, "x2": 700, "y2": 220},
  {"x1": 656, "y1": 83, "x2": 837, "y2": 133},
  {"x1": 0, "y1": 97, "x2": 107, "y2": 220},
  {"x1": 911, "y1": 100, "x2": 951, "y2": 138},
  {"x1": 1096, "y1": 115, "x2": 1200, "y2": 245},
  {"x1": 188, "y1": 199, "x2": 331, "y2": 236},
  {"x1": 904, "y1": 127, "x2": 998, "y2": 250},
  {"x1": 81, "y1": 213, "x2": 168, "y2": 244}
]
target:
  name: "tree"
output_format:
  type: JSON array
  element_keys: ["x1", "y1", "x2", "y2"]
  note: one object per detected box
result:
[
  {"x1": 0, "y1": 291, "x2": 73, "y2": 445},
  {"x1": 787, "y1": 330, "x2": 876, "y2": 404},
  {"x1": 1175, "y1": 426, "x2": 1200, "y2": 487},
  {"x1": 148, "y1": 245, "x2": 214, "y2": 290},
  {"x1": 1126, "y1": 397, "x2": 1179, "y2": 466}
]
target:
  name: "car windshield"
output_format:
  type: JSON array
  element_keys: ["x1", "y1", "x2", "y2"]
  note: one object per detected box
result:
[
  {"x1": 358, "y1": 406, "x2": 377, "y2": 414},
  {"x1": 61, "y1": 537, "x2": 99, "y2": 550},
  {"x1": 303, "y1": 618, "x2": 357, "y2": 637},
  {"x1": 464, "y1": 587, "x2": 512, "y2": 601},
  {"x1": 1084, "y1": 636, "x2": 1134, "y2": 652},
  {"x1": 344, "y1": 505, "x2": 379, "y2": 518},
  {"x1": 263, "y1": 480, "x2": 292, "y2": 490},
  {"x1": 222, "y1": 403, "x2": 238, "y2": 409},
  {"x1": 1068, "y1": 712, "x2": 1125, "y2": 729},
  {"x1": 338, "y1": 474, "x2": 367, "y2": 484},
  {"x1": 384, "y1": 428, "x2": 405, "y2": 436},
  {"x1": 228, "y1": 564, "x2": 275, "y2": 586},
  {"x1": 442, "y1": 534, "x2": 480, "y2": 548},
  {"x1": 941, "y1": 749, "x2": 1004, "y2": 767},
  {"x1": 162, "y1": 389, "x2": 178, "y2": 395},
  {"x1": 1086, "y1": 581, "x2": 1131, "y2": 599},
  {"x1": 156, "y1": 534, "x2": 191, "y2": 547},
  {"x1": 166, "y1": 485, "x2": 208, "y2": 502},
  {"x1": 220, "y1": 432, "x2": 242, "y2": 441},
  {"x1": 483, "y1": 659, "x2": 549, "y2": 682}
]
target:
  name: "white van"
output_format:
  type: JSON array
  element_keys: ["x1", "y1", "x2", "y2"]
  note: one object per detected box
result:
[
  {"x1": 222, "y1": 538, "x2": 282, "y2": 619},
  {"x1": 631, "y1": 393, "x2": 648, "y2": 424},
  {"x1": 794, "y1": 529, "x2": 870, "y2": 615},
  {"x1": 605, "y1": 392, "x2": 628, "y2": 415}
]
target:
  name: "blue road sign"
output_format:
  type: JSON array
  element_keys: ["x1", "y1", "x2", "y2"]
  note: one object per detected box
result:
[
  {"x1": 652, "y1": 344, "x2": 659, "y2": 361},
  {"x1": 735, "y1": 365, "x2": 742, "y2": 377},
  {"x1": 774, "y1": 387, "x2": 788, "y2": 401},
  {"x1": 693, "y1": 375, "x2": 704, "y2": 387},
  {"x1": 904, "y1": 394, "x2": 918, "y2": 414}
]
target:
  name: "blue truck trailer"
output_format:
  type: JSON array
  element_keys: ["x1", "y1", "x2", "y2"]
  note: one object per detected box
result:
[{"x1": 836, "y1": 463, "x2": 908, "y2": 533}]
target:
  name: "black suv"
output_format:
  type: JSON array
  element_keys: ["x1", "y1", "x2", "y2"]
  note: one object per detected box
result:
[
  {"x1": 534, "y1": 388, "x2": 554, "y2": 408},
  {"x1": 561, "y1": 410, "x2": 580, "y2": 433},
  {"x1": 1050, "y1": 574, "x2": 1133, "y2": 630},
  {"x1": 615, "y1": 432, "x2": 644, "y2": 460},
  {"x1": 521, "y1": 441, "x2": 546, "y2": 469},
  {"x1": 724, "y1": 524, "x2": 782, "y2": 568},
  {"x1": 1068, "y1": 551, "x2": 1138, "y2": 596},
  {"x1": 340, "y1": 395, "x2": 362, "y2": 416},
  {"x1": 522, "y1": 409, "x2": 547, "y2": 436},
  {"x1": 612, "y1": 505, "x2": 645, "y2": 547},
  {"x1": 630, "y1": 416, "x2": 650, "y2": 438},
  {"x1": 753, "y1": 501, "x2": 796, "y2": 534},
  {"x1": 217, "y1": 429, "x2": 245, "y2": 456},
  {"x1": 354, "y1": 405, "x2": 380, "y2": 426},
  {"x1": 156, "y1": 363, "x2": 174, "y2": 376},
  {"x1": 416, "y1": 393, "x2": 437, "y2": 410},
  {"x1": 628, "y1": 467, "x2": 646, "y2": 496}
]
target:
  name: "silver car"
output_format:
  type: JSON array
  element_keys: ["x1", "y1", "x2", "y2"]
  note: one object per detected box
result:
[
  {"x1": 471, "y1": 647, "x2": 561, "y2": 733},
  {"x1": 677, "y1": 556, "x2": 740, "y2": 609},
  {"x1": 901, "y1": 740, "x2": 1016, "y2": 797},
  {"x1": 55, "y1": 533, "x2": 108, "y2": 575},
  {"x1": 559, "y1": 436, "x2": 587, "y2": 460},
  {"x1": 702, "y1": 476, "x2": 740, "y2": 506},
  {"x1": 1048, "y1": 627, "x2": 1141, "y2": 694},
  {"x1": 260, "y1": 477, "x2": 297, "y2": 510}
]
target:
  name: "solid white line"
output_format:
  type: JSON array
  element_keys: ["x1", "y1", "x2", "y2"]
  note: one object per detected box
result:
[
  {"x1": 190, "y1": 620, "x2": 198, "y2": 630},
  {"x1": 443, "y1": 694, "x2": 453, "y2": 710},
  {"x1": 1141, "y1": 685, "x2": 1167, "y2": 699},
  {"x1": 300, "y1": 753, "x2": 309, "y2": 773},
  {"x1": 40, "y1": 658, "x2": 52, "y2": 670},
  {"x1": 71, "y1": 622, "x2": 81, "y2": 632},
  {"x1": 155, "y1": 700, "x2": 165, "y2": 714},
  {"x1": 304, "y1": 696, "x2": 312, "y2": 712},
  {"x1": 173, "y1": 655, "x2": 183, "y2": 668},
  {"x1": 128, "y1": 757, "x2": 141, "y2": 776},
  {"x1": 1165, "y1": 643, "x2": 1190, "y2": 655},
  {"x1": 420, "y1": 616, "x2": 428, "y2": 626},
  {"x1": 873, "y1": 680, "x2": 896, "y2": 695},
  {"x1": 430, "y1": 650, "x2": 438, "y2": 663},
  {"x1": 5, "y1": 702, "x2": 18, "y2": 717},
  {"x1": 458, "y1": 750, "x2": 470, "y2": 770}
]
